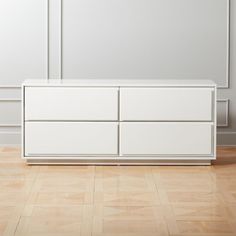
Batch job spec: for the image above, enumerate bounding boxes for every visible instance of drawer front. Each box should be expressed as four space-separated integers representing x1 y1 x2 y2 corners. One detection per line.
25 87 118 120
120 88 213 121
120 122 213 156
25 122 118 156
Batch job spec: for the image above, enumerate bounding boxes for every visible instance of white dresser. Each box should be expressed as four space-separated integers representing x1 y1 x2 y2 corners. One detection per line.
22 79 216 165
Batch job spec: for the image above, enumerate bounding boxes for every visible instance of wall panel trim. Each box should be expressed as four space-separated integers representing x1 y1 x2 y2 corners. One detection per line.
217 99 229 127
0 99 21 127
0 0 48 85
59 0 230 88
0 85 21 88
217 0 230 89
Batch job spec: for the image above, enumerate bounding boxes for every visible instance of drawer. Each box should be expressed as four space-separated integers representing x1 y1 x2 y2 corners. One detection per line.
120 88 213 121
120 122 213 156
25 122 118 156
25 87 118 120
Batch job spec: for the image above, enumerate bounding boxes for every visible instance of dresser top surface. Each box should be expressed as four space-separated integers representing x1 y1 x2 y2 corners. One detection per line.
23 79 216 87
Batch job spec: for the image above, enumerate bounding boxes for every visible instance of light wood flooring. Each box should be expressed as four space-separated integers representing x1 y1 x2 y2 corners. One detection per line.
0 146 236 236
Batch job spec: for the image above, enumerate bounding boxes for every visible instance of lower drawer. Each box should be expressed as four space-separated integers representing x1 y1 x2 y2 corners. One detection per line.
24 122 118 156
120 122 213 156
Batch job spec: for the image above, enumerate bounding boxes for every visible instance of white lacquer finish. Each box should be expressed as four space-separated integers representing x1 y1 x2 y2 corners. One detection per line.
25 87 118 120
120 122 213 156
22 79 216 164
23 79 216 87
25 122 118 156
120 88 213 121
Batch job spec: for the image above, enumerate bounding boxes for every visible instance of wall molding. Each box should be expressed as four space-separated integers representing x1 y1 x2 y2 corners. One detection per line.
0 0 234 146
0 85 21 88
59 0 230 89
0 0 49 86
47 0 49 79
0 0 230 87
0 99 21 101
218 0 230 89
48 0 62 80
59 0 63 80
217 99 229 127
0 99 21 127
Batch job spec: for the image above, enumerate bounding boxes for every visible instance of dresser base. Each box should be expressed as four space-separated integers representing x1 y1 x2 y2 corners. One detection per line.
26 159 211 166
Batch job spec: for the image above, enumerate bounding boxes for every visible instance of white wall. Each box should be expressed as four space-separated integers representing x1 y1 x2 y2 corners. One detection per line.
0 0 47 145
0 0 235 146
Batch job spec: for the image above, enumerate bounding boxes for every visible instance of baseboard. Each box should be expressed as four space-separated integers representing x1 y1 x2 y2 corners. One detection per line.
217 132 236 146
0 132 21 147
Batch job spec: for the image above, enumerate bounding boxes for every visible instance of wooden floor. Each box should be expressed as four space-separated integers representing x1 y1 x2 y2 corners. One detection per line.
0 147 236 236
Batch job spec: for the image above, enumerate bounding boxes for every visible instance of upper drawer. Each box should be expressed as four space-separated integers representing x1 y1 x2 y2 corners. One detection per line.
24 87 118 120
120 88 214 121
